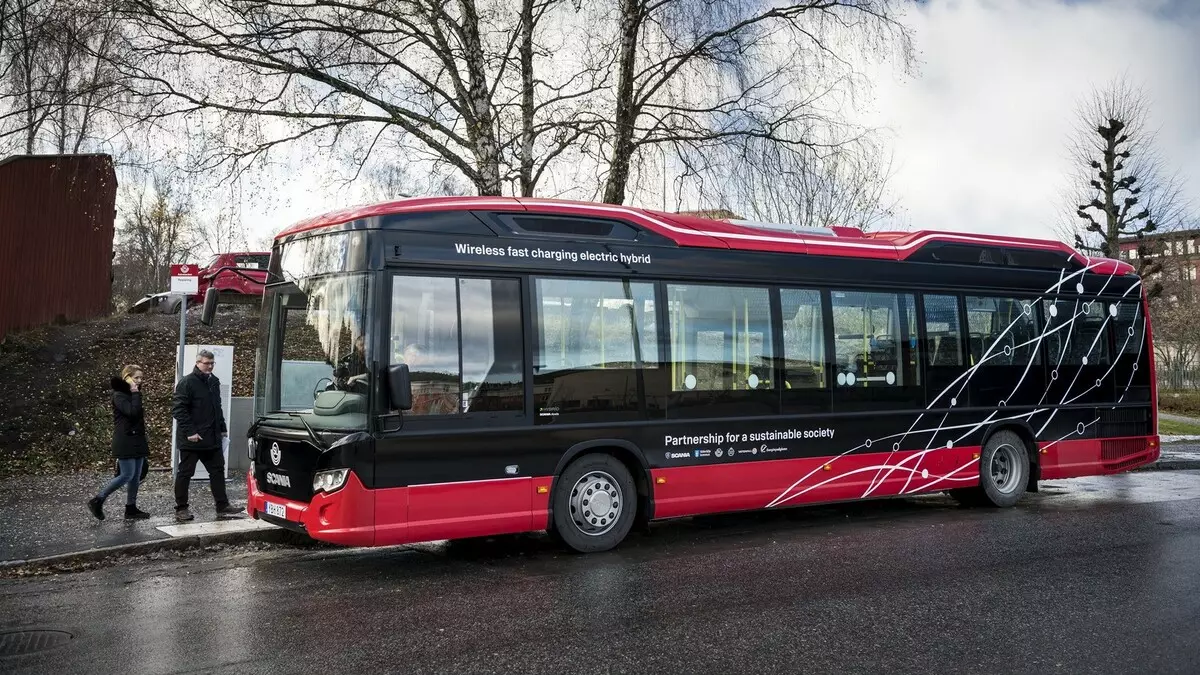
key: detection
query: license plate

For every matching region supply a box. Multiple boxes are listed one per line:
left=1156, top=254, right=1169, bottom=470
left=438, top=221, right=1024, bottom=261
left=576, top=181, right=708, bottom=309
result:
left=265, top=501, right=287, bottom=519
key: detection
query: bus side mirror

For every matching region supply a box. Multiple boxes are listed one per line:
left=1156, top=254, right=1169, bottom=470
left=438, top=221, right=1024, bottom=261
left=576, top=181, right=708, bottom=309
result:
left=387, top=363, right=412, bottom=411
left=200, top=287, right=219, bottom=326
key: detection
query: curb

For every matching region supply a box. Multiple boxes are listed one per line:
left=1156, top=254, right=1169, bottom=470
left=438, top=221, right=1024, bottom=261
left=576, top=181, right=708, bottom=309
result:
left=0, top=525, right=305, bottom=574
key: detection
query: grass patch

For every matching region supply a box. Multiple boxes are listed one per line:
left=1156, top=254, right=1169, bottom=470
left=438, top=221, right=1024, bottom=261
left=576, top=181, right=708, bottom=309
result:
left=1159, top=390, right=1200, bottom=417
left=1159, top=418, right=1200, bottom=436
left=0, top=309, right=261, bottom=479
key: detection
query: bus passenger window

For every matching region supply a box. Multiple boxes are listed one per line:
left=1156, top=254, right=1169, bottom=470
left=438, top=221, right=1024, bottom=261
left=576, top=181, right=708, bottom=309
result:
left=1043, top=298, right=1110, bottom=366
left=458, top=278, right=524, bottom=413
left=923, top=294, right=963, bottom=366
left=389, top=275, right=525, bottom=416
left=532, top=278, right=655, bottom=421
left=780, top=288, right=825, bottom=389
left=830, top=291, right=917, bottom=387
left=666, top=284, right=773, bottom=392
left=965, top=296, right=1040, bottom=366
left=390, top=276, right=461, bottom=415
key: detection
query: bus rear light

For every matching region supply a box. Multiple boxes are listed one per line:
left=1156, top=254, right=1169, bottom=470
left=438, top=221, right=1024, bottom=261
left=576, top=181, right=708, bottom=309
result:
left=313, top=469, right=349, bottom=494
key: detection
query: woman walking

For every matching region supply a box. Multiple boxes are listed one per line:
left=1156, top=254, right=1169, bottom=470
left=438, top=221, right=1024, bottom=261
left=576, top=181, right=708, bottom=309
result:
left=87, top=365, right=151, bottom=520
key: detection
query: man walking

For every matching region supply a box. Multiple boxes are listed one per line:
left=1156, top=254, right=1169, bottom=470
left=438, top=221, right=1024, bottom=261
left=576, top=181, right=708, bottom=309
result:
left=172, top=349, right=242, bottom=521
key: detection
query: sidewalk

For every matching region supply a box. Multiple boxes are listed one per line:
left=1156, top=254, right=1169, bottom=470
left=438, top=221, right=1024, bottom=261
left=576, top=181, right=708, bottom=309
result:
left=3, top=444, right=1199, bottom=571
left=0, top=468, right=287, bottom=569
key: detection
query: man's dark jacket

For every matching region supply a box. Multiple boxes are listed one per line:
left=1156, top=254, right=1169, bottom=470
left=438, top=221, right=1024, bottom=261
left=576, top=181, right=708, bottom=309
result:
left=171, top=367, right=226, bottom=452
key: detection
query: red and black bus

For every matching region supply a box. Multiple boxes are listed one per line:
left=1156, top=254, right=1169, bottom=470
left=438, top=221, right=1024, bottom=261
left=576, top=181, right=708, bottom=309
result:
left=203, top=196, right=1159, bottom=553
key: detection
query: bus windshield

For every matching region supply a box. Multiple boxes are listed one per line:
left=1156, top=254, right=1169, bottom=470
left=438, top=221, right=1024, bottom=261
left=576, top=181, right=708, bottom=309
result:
left=254, top=273, right=372, bottom=431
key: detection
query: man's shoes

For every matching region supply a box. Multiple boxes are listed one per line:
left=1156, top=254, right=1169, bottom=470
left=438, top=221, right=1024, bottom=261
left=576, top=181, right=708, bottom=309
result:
left=124, top=505, right=151, bottom=520
left=87, top=497, right=104, bottom=521
left=175, top=508, right=195, bottom=522
left=215, top=503, right=244, bottom=516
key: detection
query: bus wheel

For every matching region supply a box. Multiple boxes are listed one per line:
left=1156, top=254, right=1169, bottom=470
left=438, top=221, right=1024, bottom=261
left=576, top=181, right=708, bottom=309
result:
left=552, top=454, right=636, bottom=553
left=954, top=430, right=1029, bottom=508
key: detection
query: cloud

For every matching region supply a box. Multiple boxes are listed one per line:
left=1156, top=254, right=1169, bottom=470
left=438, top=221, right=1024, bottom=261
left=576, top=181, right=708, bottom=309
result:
left=859, top=0, right=1200, bottom=239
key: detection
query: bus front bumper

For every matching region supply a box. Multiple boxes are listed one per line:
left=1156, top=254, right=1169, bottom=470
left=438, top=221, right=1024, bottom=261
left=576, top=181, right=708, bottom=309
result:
left=247, top=470, right=377, bottom=547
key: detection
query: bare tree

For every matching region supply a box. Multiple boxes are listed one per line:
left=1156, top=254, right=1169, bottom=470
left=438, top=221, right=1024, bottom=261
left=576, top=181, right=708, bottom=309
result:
left=192, top=211, right=249, bottom=260
left=595, top=0, right=912, bottom=205
left=1061, top=77, right=1191, bottom=298
left=0, top=0, right=48, bottom=152
left=1153, top=244, right=1200, bottom=389
left=691, top=135, right=902, bottom=231
left=0, top=0, right=138, bottom=156
left=111, top=175, right=196, bottom=307
left=115, top=0, right=907, bottom=210
left=115, top=0, right=607, bottom=197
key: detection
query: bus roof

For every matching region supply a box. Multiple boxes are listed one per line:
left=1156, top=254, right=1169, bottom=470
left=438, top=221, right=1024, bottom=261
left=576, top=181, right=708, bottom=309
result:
left=274, top=196, right=1135, bottom=276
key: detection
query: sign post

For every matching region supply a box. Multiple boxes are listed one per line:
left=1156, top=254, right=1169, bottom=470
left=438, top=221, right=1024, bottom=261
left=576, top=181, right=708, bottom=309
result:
left=169, top=264, right=200, bottom=388
left=169, top=264, right=200, bottom=482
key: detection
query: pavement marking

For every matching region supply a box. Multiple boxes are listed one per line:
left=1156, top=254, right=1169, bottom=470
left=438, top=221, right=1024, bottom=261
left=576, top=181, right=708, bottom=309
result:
left=156, top=518, right=278, bottom=538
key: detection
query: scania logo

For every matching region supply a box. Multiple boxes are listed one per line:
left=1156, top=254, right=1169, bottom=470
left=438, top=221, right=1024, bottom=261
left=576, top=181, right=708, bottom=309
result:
left=266, top=472, right=291, bottom=487
left=270, top=442, right=282, bottom=466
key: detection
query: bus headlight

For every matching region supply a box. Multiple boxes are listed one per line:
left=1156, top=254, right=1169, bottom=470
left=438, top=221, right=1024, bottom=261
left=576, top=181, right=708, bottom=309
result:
left=247, top=437, right=257, bottom=460
left=313, top=469, right=349, bottom=494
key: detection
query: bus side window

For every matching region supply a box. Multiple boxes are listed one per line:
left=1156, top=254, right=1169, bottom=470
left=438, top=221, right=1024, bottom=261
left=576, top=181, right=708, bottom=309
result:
left=829, top=290, right=917, bottom=387
left=965, top=296, right=1040, bottom=367
left=923, top=294, right=963, bottom=367
left=390, top=275, right=461, bottom=416
left=780, top=288, right=825, bottom=390
left=666, top=284, right=774, bottom=393
left=389, top=275, right=526, bottom=416
left=532, top=277, right=655, bottom=422
left=459, top=278, right=525, bottom=413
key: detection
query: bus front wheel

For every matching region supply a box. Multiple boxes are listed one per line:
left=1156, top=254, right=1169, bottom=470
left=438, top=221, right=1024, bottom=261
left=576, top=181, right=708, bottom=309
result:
left=552, top=454, right=637, bottom=553
left=951, top=430, right=1030, bottom=508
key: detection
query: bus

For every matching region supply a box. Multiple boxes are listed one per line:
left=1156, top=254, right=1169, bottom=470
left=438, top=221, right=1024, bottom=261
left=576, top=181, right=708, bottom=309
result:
left=202, top=196, right=1159, bottom=553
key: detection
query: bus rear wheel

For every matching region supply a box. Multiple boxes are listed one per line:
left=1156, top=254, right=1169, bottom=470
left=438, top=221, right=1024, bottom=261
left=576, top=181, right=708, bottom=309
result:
left=951, top=430, right=1030, bottom=508
left=552, top=454, right=636, bottom=553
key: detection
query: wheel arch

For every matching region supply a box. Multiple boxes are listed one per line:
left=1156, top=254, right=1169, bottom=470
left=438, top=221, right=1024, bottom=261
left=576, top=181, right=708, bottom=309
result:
left=551, top=439, right=654, bottom=526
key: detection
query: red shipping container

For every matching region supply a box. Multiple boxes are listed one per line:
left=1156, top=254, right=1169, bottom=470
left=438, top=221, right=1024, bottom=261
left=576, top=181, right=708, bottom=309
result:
left=0, top=154, right=118, bottom=339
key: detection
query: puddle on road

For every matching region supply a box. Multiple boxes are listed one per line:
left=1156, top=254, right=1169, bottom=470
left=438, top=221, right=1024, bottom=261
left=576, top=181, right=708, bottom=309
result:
left=1037, top=470, right=1200, bottom=508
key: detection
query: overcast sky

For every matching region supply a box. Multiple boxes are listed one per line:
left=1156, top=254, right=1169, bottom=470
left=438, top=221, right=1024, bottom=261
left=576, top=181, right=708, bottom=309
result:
left=235, top=0, right=1200, bottom=246
left=855, top=0, right=1200, bottom=239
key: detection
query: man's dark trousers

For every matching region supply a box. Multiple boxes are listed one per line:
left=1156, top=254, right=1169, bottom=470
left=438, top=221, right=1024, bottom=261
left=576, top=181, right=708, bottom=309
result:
left=175, top=448, right=229, bottom=508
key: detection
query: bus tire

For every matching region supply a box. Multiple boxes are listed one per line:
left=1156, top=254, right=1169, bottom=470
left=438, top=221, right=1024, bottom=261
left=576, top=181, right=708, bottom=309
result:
left=552, top=454, right=636, bottom=553
left=954, top=430, right=1029, bottom=508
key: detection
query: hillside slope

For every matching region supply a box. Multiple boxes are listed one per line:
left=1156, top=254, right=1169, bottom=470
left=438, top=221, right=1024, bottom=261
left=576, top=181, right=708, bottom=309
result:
left=0, top=308, right=260, bottom=478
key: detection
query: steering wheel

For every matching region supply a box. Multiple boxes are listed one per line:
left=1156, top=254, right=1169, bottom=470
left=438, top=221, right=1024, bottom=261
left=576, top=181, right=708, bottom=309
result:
left=313, top=377, right=333, bottom=399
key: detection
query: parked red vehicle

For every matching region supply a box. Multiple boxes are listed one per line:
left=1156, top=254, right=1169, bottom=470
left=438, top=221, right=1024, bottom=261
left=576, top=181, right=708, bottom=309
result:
left=129, top=251, right=269, bottom=314
left=194, top=252, right=270, bottom=304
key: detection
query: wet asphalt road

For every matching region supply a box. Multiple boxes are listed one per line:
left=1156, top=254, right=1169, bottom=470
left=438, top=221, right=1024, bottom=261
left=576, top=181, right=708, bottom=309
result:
left=4, top=471, right=1200, bottom=675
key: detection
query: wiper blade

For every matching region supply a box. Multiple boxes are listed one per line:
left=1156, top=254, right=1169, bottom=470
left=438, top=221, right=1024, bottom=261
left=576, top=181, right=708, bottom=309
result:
left=248, top=414, right=270, bottom=438
left=281, top=411, right=329, bottom=451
